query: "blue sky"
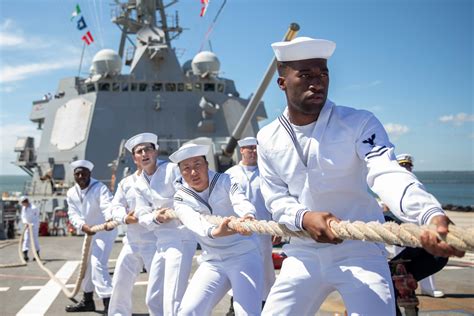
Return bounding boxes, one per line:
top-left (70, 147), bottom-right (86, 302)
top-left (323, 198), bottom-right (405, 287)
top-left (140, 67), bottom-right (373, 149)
top-left (0, 0), bottom-right (472, 174)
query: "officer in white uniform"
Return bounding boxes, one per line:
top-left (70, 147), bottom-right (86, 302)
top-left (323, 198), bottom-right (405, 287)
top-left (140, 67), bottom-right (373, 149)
top-left (65, 160), bottom-right (117, 315)
top-left (225, 137), bottom-right (276, 305)
top-left (20, 196), bottom-right (40, 261)
top-left (258, 37), bottom-right (464, 315)
top-left (108, 133), bottom-right (158, 315)
top-left (133, 135), bottom-right (196, 316)
top-left (170, 143), bottom-right (263, 316)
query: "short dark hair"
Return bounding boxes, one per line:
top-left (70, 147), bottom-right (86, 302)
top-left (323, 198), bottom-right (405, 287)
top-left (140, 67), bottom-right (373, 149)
top-left (177, 155), bottom-right (207, 167)
top-left (132, 143), bottom-right (156, 154)
top-left (276, 61), bottom-right (288, 76)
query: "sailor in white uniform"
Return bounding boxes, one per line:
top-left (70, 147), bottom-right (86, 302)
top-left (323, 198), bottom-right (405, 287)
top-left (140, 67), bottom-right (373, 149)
top-left (65, 160), bottom-right (117, 315)
top-left (20, 196), bottom-right (40, 261)
top-left (258, 37), bottom-right (464, 315)
top-left (133, 135), bottom-right (196, 316)
top-left (225, 137), bottom-right (276, 305)
top-left (171, 143), bottom-right (263, 316)
top-left (108, 133), bottom-right (158, 316)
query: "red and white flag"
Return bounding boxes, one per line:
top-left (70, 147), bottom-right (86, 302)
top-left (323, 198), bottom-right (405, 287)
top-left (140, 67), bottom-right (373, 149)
top-left (200, 0), bottom-right (210, 17)
top-left (81, 31), bottom-right (94, 45)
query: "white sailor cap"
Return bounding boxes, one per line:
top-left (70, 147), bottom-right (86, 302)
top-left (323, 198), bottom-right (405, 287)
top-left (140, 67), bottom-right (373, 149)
top-left (70, 159), bottom-right (94, 171)
top-left (20, 196), bottom-right (28, 203)
top-left (169, 143), bottom-right (210, 164)
top-left (396, 154), bottom-right (414, 165)
top-left (271, 36), bottom-right (336, 62)
top-left (237, 137), bottom-right (258, 147)
top-left (125, 132), bottom-right (159, 153)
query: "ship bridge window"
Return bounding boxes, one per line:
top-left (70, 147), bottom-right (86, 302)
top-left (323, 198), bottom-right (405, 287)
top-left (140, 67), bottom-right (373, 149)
top-left (177, 83), bottom-right (184, 92)
top-left (131, 83), bottom-right (138, 92)
top-left (121, 83), bottom-right (129, 92)
top-left (204, 83), bottom-right (215, 92)
top-left (86, 84), bottom-right (96, 93)
top-left (165, 83), bottom-right (176, 92)
top-left (99, 83), bottom-right (110, 91)
top-left (112, 83), bottom-right (120, 92)
top-left (194, 83), bottom-right (202, 91)
top-left (217, 84), bottom-right (224, 93)
top-left (185, 83), bottom-right (193, 91)
top-left (139, 83), bottom-right (148, 92)
top-left (152, 83), bottom-right (163, 91)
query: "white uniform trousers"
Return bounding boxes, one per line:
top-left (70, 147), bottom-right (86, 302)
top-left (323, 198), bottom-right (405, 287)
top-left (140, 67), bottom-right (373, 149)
top-left (262, 241), bottom-right (395, 316)
top-left (109, 241), bottom-right (156, 316)
top-left (146, 239), bottom-right (196, 316)
top-left (22, 224), bottom-right (40, 253)
top-left (81, 230), bottom-right (117, 298)
top-left (179, 247), bottom-right (263, 316)
top-left (258, 235), bottom-right (275, 301)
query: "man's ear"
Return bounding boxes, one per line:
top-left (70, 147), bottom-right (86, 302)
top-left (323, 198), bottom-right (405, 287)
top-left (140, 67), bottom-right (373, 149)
top-left (277, 77), bottom-right (286, 91)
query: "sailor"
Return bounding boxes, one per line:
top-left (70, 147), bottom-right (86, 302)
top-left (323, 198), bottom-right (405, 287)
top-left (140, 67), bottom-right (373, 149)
top-left (108, 133), bottom-right (158, 315)
top-left (133, 135), bottom-right (196, 316)
top-left (65, 160), bottom-right (117, 315)
top-left (257, 37), bottom-right (464, 315)
top-left (171, 143), bottom-right (263, 316)
top-left (225, 136), bottom-right (277, 307)
top-left (20, 196), bottom-right (40, 261)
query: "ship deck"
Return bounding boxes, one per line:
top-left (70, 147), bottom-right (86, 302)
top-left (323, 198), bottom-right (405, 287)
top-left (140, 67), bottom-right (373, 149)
top-left (0, 211), bottom-right (472, 316)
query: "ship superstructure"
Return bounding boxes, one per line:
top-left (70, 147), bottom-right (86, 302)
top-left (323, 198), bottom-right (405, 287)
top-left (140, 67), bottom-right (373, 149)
top-left (13, 0), bottom-right (266, 216)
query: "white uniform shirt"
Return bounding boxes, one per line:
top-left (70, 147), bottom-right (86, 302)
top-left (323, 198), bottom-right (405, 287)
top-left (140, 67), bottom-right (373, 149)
top-left (257, 100), bottom-right (445, 248)
top-left (135, 160), bottom-right (193, 243)
top-left (66, 178), bottom-right (113, 230)
top-left (173, 170), bottom-right (258, 261)
top-left (226, 163), bottom-right (272, 221)
top-left (110, 172), bottom-right (155, 245)
top-left (21, 203), bottom-right (40, 225)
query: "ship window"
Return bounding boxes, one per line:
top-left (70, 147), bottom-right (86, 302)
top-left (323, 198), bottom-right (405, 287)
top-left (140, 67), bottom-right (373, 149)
top-left (204, 83), bottom-right (215, 92)
top-left (152, 83), bottom-right (163, 91)
top-left (165, 83), bottom-right (176, 92)
top-left (112, 83), bottom-right (120, 91)
top-left (121, 83), bottom-right (129, 92)
top-left (139, 83), bottom-right (148, 92)
top-left (194, 83), bottom-right (202, 91)
top-left (86, 84), bottom-right (96, 93)
top-left (177, 83), bottom-right (184, 92)
top-left (131, 83), bottom-right (138, 91)
top-left (185, 83), bottom-right (193, 91)
top-left (98, 83), bottom-right (110, 91)
top-left (217, 84), bottom-right (224, 93)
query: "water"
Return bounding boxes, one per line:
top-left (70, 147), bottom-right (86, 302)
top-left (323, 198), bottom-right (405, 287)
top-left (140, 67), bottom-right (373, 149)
top-left (1, 172), bottom-right (473, 206)
top-left (415, 171), bottom-right (474, 207)
top-left (0, 175), bottom-right (29, 194)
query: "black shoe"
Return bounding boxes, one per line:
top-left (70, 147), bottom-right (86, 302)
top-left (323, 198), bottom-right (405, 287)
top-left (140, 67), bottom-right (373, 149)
top-left (65, 292), bottom-right (95, 312)
top-left (102, 297), bottom-right (110, 315)
top-left (23, 251), bottom-right (29, 262)
top-left (33, 251), bottom-right (40, 261)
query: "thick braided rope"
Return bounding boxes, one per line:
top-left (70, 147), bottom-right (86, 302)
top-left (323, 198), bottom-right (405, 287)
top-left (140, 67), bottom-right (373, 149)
top-left (0, 225), bottom-right (28, 268)
top-left (0, 221), bottom-right (119, 298)
top-left (22, 224), bottom-right (93, 298)
top-left (161, 209), bottom-right (474, 252)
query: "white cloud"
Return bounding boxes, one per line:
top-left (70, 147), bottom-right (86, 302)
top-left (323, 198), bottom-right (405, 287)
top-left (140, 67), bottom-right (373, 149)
top-left (347, 80), bottom-right (382, 90)
top-left (0, 33), bottom-right (25, 47)
top-left (0, 86), bottom-right (15, 93)
top-left (0, 60), bottom-right (77, 83)
top-left (384, 123), bottom-right (409, 139)
top-left (0, 18), bottom-right (14, 30)
top-left (439, 113), bottom-right (474, 126)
